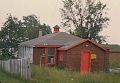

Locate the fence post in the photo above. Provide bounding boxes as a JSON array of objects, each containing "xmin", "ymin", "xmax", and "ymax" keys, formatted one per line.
[{"xmin": 0, "ymin": 58, "xmax": 31, "ymax": 80}]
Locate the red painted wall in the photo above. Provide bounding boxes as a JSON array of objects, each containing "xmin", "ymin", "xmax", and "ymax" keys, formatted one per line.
[
  {"xmin": 33, "ymin": 41, "xmax": 108, "ymax": 72},
  {"xmin": 58, "ymin": 41, "xmax": 108, "ymax": 72},
  {"xmin": 33, "ymin": 47, "xmax": 41, "ymax": 65}
]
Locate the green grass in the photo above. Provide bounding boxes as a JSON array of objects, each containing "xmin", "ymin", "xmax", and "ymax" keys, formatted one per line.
[
  {"xmin": 0, "ymin": 70, "xmax": 29, "ymax": 83},
  {"xmin": 31, "ymin": 65, "xmax": 120, "ymax": 83},
  {"xmin": 1, "ymin": 65, "xmax": 120, "ymax": 83}
]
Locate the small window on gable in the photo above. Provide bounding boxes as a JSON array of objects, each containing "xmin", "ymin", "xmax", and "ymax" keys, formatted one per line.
[
  {"xmin": 59, "ymin": 52, "xmax": 64, "ymax": 61},
  {"xmin": 59, "ymin": 55, "xmax": 63, "ymax": 61}
]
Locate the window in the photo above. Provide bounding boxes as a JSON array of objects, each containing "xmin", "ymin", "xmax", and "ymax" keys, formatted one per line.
[
  {"xmin": 59, "ymin": 52, "xmax": 64, "ymax": 61},
  {"xmin": 48, "ymin": 48, "xmax": 55, "ymax": 64},
  {"xmin": 40, "ymin": 47, "xmax": 56, "ymax": 65},
  {"xmin": 59, "ymin": 55, "xmax": 63, "ymax": 61}
]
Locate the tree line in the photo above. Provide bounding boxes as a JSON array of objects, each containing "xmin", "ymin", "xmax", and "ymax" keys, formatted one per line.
[{"xmin": 0, "ymin": 14, "xmax": 51, "ymax": 60}]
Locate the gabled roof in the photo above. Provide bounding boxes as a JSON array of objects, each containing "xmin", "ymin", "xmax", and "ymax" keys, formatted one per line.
[
  {"xmin": 58, "ymin": 39, "xmax": 108, "ymax": 52},
  {"xmin": 19, "ymin": 32, "xmax": 107, "ymax": 52}
]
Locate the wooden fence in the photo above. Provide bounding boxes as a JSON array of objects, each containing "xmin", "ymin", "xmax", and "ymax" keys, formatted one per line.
[{"xmin": 0, "ymin": 58, "xmax": 31, "ymax": 80}]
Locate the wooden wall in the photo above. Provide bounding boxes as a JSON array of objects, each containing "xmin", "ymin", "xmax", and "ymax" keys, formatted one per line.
[{"xmin": 18, "ymin": 46, "xmax": 33, "ymax": 63}]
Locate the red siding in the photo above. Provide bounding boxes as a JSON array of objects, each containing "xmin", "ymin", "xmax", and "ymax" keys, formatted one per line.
[
  {"xmin": 58, "ymin": 41, "xmax": 108, "ymax": 72},
  {"xmin": 33, "ymin": 41, "xmax": 108, "ymax": 72},
  {"xmin": 33, "ymin": 47, "xmax": 57, "ymax": 66},
  {"xmin": 33, "ymin": 47, "xmax": 41, "ymax": 65}
]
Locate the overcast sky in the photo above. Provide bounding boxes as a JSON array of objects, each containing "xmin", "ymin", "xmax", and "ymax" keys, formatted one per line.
[{"xmin": 0, "ymin": 0, "xmax": 120, "ymax": 44}]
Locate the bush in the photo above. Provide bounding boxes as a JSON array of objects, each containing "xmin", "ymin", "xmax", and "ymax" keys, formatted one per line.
[
  {"xmin": 54, "ymin": 66, "xmax": 65, "ymax": 70},
  {"xmin": 0, "ymin": 48, "xmax": 15, "ymax": 60}
]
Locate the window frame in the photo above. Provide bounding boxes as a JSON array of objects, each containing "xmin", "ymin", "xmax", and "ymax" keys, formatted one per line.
[{"xmin": 45, "ymin": 47, "xmax": 56, "ymax": 65}]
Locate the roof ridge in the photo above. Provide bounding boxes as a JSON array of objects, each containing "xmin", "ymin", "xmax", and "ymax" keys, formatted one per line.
[
  {"xmin": 19, "ymin": 32, "xmax": 61, "ymax": 46},
  {"xmin": 19, "ymin": 32, "xmax": 84, "ymax": 47}
]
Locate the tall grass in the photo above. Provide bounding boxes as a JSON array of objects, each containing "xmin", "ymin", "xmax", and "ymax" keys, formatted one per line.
[
  {"xmin": 0, "ymin": 69, "xmax": 29, "ymax": 83},
  {"xmin": 0, "ymin": 65, "xmax": 120, "ymax": 83},
  {"xmin": 31, "ymin": 65, "xmax": 120, "ymax": 83}
]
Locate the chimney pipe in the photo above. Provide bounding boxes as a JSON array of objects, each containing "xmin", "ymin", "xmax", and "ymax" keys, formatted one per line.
[
  {"xmin": 39, "ymin": 30, "xmax": 42, "ymax": 37},
  {"xmin": 53, "ymin": 25, "xmax": 60, "ymax": 33}
]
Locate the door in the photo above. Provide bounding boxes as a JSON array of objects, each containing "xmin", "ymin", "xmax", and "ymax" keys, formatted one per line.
[{"xmin": 80, "ymin": 50, "xmax": 91, "ymax": 73}]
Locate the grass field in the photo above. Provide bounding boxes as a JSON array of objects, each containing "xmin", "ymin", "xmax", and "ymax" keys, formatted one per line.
[
  {"xmin": 0, "ymin": 65, "xmax": 120, "ymax": 83},
  {"xmin": 0, "ymin": 70, "xmax": 29, "ymax": 83},
  {"xmin": 31, "ymin": 65, "xmax": 120, "ymax": 83}
]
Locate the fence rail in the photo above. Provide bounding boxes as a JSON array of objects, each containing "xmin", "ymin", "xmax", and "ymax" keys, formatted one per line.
[{"xmin": 0, "ymin": 58, "xmax": 31, "ymax": 79}]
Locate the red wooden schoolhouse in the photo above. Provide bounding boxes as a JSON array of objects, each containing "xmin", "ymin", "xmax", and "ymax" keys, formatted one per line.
[{"xmin": 19, "ymin": 25, "xmax": 109, "ymax": 72}]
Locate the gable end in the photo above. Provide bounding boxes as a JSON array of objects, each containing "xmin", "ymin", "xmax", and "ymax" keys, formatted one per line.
[{"xmin": 58, "ymin": 39, "xmax": 108, "ymax": 52}]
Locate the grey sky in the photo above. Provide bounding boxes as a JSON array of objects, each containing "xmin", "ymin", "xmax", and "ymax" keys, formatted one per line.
[{"xmin": 0, "ymin": 0, "xmax": 120, "ymax": 44}]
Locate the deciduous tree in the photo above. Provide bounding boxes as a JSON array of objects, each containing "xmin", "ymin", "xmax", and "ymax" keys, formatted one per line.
[
  {"xmin": 0, "ymin": 14, "xmax": 52, "ymax": 60},
  {"xmin": 61, "ymin": 0, "xmax": 109, "ymax": 43}
]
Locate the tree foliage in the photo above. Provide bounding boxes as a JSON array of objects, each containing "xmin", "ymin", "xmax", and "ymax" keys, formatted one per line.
[
  {"xmin": 61, "ymin": 0, "xmax": 109, "ymax": 43},
  {"xmin": 22, "ymin": 15, "xmax": 51, "ymax": 40},
  {"xmin": 0, "ymin": 14, "xmax": 22, "ymax": 60},
  {"xmin": 41, "ymin": 24, "xmax": 52, "ymax": 35},
  {"xmin": 0, "ymin": 14, "xmax": 51, "ymax": 60}
]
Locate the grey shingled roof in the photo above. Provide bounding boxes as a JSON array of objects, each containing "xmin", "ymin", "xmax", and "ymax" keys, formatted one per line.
[
  {"xmin": 58, "ymin": 39, "xmax": 84, "ymax": 50},
  {"xmin": 19, "ymin": 32, "xmax": 84, "ymax": 47}
]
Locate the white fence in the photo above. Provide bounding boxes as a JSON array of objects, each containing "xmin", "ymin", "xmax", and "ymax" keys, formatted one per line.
[{"xmin": 0, "ymin": 58, "xmax": 31, "ymax": 79}]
